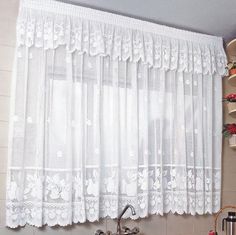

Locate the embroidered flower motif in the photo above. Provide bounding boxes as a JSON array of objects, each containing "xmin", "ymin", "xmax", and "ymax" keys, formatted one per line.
[
  {"xmin": 167, "ymin": 179, "xmax": 177, "ymax": 189},
  {"xmin": 30, "ymin": 207, "xmax": 39, "ymax": 219},
  {"xmin": 47, "ymin": 209, "xmax": 56, "ymax": 220},
  {"xmin": 86, "ymin": 200, "xmax": 98, "ymax": 219},
  {"xmin": 46, "ymin": 174, "xmax": 70, "ymax": 201},
  {"xmin": 138, "ymin": 169, "xmax": 149, "ymax": 191},
  {"xmin": 24, "ymin": 173, "xmax": 42, "ymax": 200},
  {"xmin": 156, "ymin": 168, "xmax": 161, "ymax": 177},
  {"xmin": 153, "ymin": 178, "xmax": 161, "ymax": 190},
  {"xmin": 138, "ymin": 197, "xmax": 146, "ymax": 210},
  {"xmin": 74, "ymin": 173, "xmax": 82, "ymax": 199},
  {"xmin": 104, "ymin": 171, "xmax": 117, "ymax": 194},
  {"xmin": 86, "ymin": 170, "xmax": 99, "ymax": 196},
  {"xmin": 61, "ymin": 211, "xmax": 68, "ymax": 219},
  {"xmin": 27, "ymin": 116, "xmax": 33, "ymax": 123},
  {"xmin": 196, "ymin": 176, "xmax": 203, "ymax": 191},
  {"xmin": 188, "ymin": 170, "xmax": 193, "ymax": 178},
  {"xmin": 86, "ymin": 119, "xmax": 92, "ymax": 126},
  {"xmin": 214, "ymin": 171, "xmax": 221, "ymax": 190},
  {"xmin": 122, "ymin": 171, "xmax": 137, "ymax": 196},
  {"xmin": 205, "ymin": 178, "xmax": 211, "ymax": 191}
]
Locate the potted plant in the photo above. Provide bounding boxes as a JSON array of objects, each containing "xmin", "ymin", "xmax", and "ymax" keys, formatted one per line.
[
  {"xmin": 223, "ymin": 93, "xmax": 236, "ymax": 114},
  {"xmin": 223, "ymin": 123, "xmax": 236, "ymax": 148},
  {"xmin": 226, "ymin": 61, "xmax": 236, "ymax": 76}
]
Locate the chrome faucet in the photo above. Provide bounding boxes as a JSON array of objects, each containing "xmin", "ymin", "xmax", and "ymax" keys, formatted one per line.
[{"xmin": 117, "ymin": 205, "xmax": 136, "ymax": 235}]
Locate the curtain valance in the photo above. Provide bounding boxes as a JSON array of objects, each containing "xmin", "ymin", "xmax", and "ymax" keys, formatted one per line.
[{"xmin": 18, "ymin": 0, "xmax": 226, "ymax": 75}]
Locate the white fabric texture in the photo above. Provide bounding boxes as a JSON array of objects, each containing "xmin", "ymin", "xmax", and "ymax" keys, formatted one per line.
[{"xmin": 6, "ymin": 0, "xmax": 226, "ymax": 228}]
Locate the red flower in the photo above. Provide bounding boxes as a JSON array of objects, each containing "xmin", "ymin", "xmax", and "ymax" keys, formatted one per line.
[
  {"xmin": 223, "ymin": 123, "xmax": 236, "ymax": 136},
  {"xmin": 224, "ymin": 94, "xmax": 236, "ymax": 102},
  {"xmin": 229, "ymin": 126, "xmax": 236, "ymax": 134}
]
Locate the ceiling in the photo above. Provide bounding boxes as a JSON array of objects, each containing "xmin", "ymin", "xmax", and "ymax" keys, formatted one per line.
[{"xmin": 58, "ymin": 0, "xmax": 236, "ymax": 43}]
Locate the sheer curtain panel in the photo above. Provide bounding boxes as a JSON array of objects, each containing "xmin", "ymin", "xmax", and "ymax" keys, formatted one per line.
[{"xmin": 6, "ymin": 0, "xmax": 227, "ymax": 228}]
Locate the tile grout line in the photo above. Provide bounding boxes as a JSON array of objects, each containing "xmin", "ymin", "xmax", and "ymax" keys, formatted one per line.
[
  {"xmin": 0, "ymin": 70, "xmax": 12, "ymax": 73},
  {"xmin": 0, "ymin": 95, "xmax": 11, "ymax": 98},
  {"xmin": 0, "ymin": 69, "xmax": 13, "ymax": 73},
  {"xmin": 0, "ymin": 146, "xmax": 8, "ymax": 149},
  {"xmin": 0, "ymin": 43, "xmax": 16, "ymax": 48},
  {"xmin": 0, "ymin": 120, "xmax": 9, "ymax": 123}
]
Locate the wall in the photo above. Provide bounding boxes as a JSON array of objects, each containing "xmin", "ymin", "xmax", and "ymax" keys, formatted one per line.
[{"xmin": 0, "ymin": 0, "xmax": 236, "ymax": 235}]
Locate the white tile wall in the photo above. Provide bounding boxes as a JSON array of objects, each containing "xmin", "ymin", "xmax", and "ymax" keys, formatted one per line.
[
  {"xmin": 0, "ymin": 96, "xmax": 10, "ymax": 121},
  {"xmin": 0, "ymin": 71, "xmax": 11, "ymax": 96},
  {"xmin": 0, "ymin": 46, "xmax": 15, "ymax": 71},
  {"xmin": 0, "ymin": 122, "xmax": 9, "ymax": 147},
  {"xmin": 0, "ymin": 147, "xmax": 8, "ymax": 173}
]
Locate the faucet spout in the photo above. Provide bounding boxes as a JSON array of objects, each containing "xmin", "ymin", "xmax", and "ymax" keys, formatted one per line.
[{"xmin": 117, "ymin": 205, "xmax": 136, "ymax": 235}]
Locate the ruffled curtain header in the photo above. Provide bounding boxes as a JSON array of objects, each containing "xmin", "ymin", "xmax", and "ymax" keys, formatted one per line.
[{"xmin": 17, "ymin": 0, "xmax": 227, "ymax": 75}]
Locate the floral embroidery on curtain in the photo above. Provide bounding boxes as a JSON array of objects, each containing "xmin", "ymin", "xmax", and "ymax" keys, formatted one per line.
[{"xmin": 6, "ymin": 0, "xmax": 226, "ymax": 228}]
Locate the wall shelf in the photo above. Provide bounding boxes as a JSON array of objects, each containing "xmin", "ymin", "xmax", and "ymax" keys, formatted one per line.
[
  {"xmin": 228, "ymin": 74, "xmax": 236, "ymax": 86},
  {"xmin": 225, "ymin": 39, "xmax": 236, "ymax": 149},
  {"xmin": 229, "ymin": 110, "xmax": 236, "ymax": 118},
  {"xmin": 229, "ymin": 145, "xmax": 236, "ymax": 149},
  {"xmin": 229, "ymin": 135, "xmax": 236, "ymax": 149},
  {"xmin": 227, "ymin": 39, "xmax": 236, "ymax": 61}
]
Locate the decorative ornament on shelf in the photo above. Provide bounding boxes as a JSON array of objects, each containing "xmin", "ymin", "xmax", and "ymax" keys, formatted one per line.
[
  {"xmin": 226, "ymin": 61, "xmax": 236, "ymax": 76},
  {"xmin": 226, "ymin": 39, "xmax": 236, "ymax": 85},
  {"xmin": 226, "ymin": 61, "xmax": 236, "ymax": 86},
  {"xmin": 223, "ymin": 94, "xmax": 236, "ymax": 116},
  {"xmin": 223, "ymin": 123, "xmax": 236, "ymax": 149}
]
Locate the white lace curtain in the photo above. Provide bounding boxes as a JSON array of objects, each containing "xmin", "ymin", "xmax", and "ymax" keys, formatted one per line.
[{"xmin": 6, "ymin": 0, "xmax": 226, "ymax": 228}]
